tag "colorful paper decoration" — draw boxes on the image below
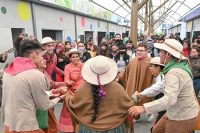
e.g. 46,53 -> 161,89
81,16 -> 85,27
17,1 -> 31,21
60,16 -> 63,22
1,7 -> 7,14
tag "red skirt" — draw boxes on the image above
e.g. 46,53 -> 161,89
58,103 -> 74,132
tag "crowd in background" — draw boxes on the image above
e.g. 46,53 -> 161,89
0,31 -> 200,133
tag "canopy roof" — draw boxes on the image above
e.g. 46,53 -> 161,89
91,0 -> 200,26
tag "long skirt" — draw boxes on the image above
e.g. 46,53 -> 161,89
59,103 -> 74,132
48,108 -> 58,133
78,124 -> 126,133
3,125 -> 44,133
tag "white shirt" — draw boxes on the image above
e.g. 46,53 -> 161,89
117,55 -> 126,72
140,74 -> 164,97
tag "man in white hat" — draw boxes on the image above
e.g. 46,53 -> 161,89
129,39 -> 199,133
41,37 -> 64,80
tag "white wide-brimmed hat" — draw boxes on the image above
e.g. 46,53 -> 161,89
66,48 -> 81,57
82,55 -> 118,85
41,37 -> 55,45
146,57 -> 165,66
154,39 -> 186,59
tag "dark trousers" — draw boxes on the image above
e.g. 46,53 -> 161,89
193,79 -> 200,96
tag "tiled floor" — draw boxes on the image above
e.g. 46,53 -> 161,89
1,105 -> 200,133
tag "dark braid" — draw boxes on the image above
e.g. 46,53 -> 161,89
91,84 -> 101,122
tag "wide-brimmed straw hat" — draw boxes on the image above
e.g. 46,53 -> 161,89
66,48 -> 81,57
146,57 -> 165,66
154,39 -> 186,59
41,37 -> 55,45
82,55 -> 118,85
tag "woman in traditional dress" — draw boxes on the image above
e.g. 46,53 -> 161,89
65,56 -> 134,133
59,49 -> 84,133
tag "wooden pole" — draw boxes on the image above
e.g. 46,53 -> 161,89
130,0 -> 138,47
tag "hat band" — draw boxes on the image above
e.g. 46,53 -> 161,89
163,41 -> 185,63
90,66 -> 110,76
90,66 -> 110,100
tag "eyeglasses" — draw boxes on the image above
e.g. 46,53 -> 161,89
136,49 -> 146,52
78,45 -> 85,47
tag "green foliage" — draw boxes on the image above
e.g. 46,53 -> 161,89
55,0 -> 72,8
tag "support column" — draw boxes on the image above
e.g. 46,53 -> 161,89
130,0 -> 138,48
149,24 -> 154,34
148,0 -> 154,34
31,3 -> 37,38
144,3 -> 148,31
148,16 -> 154,34
144,3 -> 148,43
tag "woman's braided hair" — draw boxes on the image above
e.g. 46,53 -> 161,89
91,84 -> 101,122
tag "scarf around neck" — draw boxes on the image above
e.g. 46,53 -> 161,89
5,57 -> 36,75
162,58 -> 192,78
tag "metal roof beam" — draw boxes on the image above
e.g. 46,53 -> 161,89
154,16 -> 171,30
167,10 -> 182,16
148,0 -> 171,17
113,0 -> 130,13
175,0 -> 191,9
153,2 -> 177,25
169,0 -> 186,21
113,3 -> 126,12
155,13 -> 172,26
155,16 -> 172,28
138,0 -> 150,10
154,10 -> 172,25
122,0 -> 145,23
138,15 -> 145,23
89,1 -> 129,21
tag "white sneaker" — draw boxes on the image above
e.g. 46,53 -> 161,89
133,119 -> 138,123
147,114 -> 155,122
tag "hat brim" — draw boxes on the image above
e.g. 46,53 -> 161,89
66,51 -> 82,57
82,57 -> 118,85
145,61 -> 165,66
154,43 -> 187,60
41,40 -> 55,45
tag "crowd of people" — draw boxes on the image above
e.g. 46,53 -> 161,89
0,32 -> 200,133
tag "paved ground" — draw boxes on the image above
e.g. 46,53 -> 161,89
1,104 -> 200,133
